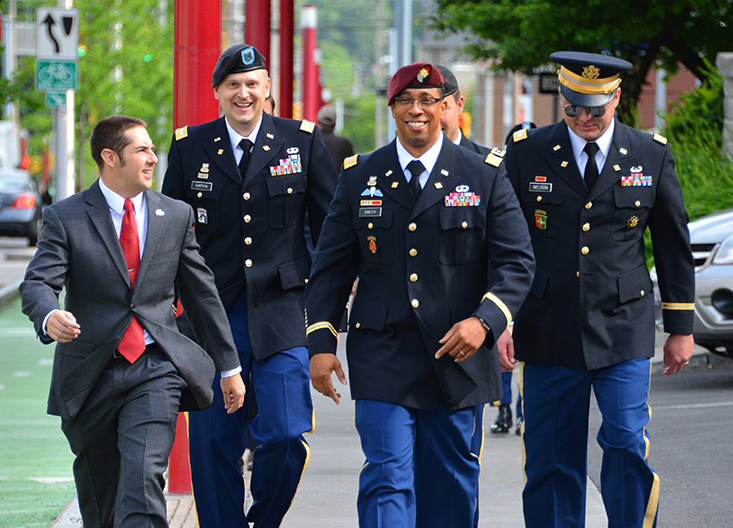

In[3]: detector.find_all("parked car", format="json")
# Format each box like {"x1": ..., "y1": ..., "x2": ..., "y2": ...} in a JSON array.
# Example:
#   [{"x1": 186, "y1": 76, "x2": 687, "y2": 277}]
[
  {"x1": 0, "y1": 169, "x2": 42, "y2": 245},
  {"x1": 652, "y1": 208, "x2": 733, "y2": 359}
]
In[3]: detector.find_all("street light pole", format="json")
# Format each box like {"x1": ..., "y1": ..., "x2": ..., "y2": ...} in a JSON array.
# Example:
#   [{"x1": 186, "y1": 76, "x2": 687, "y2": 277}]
[{"x1": 54, "y1": 0, "x2": 74, "y2": 201}]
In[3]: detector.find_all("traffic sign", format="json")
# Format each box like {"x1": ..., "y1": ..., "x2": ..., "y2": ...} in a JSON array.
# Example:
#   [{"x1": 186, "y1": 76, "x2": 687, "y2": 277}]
[
  {"x1": 45, "y1": 92, "x2": 66, "y2": 108},
  {"x1": 35, "y1": 60, "x2": 78, "y2": 92},
  {"x1": 539, "y1": 72, "x2": 560, "y2": 94},
  {"x1": 36, "y1": 7, "x2": 79, "y2": 60}
]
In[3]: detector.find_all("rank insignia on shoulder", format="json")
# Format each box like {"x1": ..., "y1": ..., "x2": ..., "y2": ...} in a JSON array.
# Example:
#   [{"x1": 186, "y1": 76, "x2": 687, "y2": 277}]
[
  {"x1": 513, "y1": 128, "x2": 528, "y2": 142},
  {"x1": 485, "y1": 153, "x2": 503, "y2": 167},
  {"x1": 653, "y1": 133, "x2": 668, "y2": 145},
  {"x1": 344, "y1": 155, "x2": 359, "y2": 169},
  {"x1": 490, "y1": 147, "x2": 506, "y2": 158},
  {"x1": 175, "y1": 126, "x2": 188, "y2": 140},
  {"x1": 300, "y1": 119, "x2": 315, "y2": 133}
]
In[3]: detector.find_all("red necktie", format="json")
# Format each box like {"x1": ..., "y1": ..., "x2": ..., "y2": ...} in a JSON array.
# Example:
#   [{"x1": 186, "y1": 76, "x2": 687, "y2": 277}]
[{"x1": 117, "y1": 199, "x2": 145, "y2": 363}]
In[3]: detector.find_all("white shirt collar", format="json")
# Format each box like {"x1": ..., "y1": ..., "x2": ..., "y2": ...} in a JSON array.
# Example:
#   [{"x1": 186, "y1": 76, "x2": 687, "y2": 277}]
[
  {"x1": 395, "y1": 133, "x2": 444, "y2": 178},
  {"x1": 225, "y1": 115, "x2": 262, "y2": 154},
  {"x1": 567, "y1": 118, "x2": 615, "y2": 164},
  {"x1": 450, "y1": 130, "x2": 463, "y2": 146},
  {"x1": 98, "y1": 177, "x2": 145, "y2": 216}
]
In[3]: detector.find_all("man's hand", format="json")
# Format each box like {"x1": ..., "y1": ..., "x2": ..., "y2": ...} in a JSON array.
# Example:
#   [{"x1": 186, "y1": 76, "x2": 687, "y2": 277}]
[
  {"x1": 663, "y1": 333, "x2": 694, "y2": 375},
  {"x1": 435, "y1": 316, "x2": 488, "y2": 363},
  {"x1": 220, "y1": 373, "x2": 246, "y2": 414},
  {"x1": 497, "y1": 326, "x2": 515, "y2": 371},
  {"x1": 310, "y1": 353, "x2": 347, "y2": 404},
  {"x1": 47, "y1": 310, "x2": 81, "y2": 343}
]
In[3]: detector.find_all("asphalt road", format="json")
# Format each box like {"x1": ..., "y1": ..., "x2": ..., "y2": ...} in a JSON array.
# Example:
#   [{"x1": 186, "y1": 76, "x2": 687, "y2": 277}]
[{"x1": 587, "y1": 362, "x2": 733, "y2": 527}]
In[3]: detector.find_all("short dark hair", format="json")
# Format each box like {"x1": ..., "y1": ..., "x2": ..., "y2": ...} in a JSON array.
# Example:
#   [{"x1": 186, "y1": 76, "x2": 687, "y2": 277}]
[{"x1": 90, "y1": 115, "x2": 147, "y2": 171}]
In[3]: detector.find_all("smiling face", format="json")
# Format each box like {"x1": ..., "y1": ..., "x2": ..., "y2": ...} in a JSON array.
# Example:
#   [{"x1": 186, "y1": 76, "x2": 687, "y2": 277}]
[
  {"x1": 215, "y1": 69, "x2": 271, "y2": 137},
  {"x1": 101, "y1": 126, "x2": 157, "y2": 198},
  {"x1": 391, "y1": 87, "x2": 447, "y2": 157},
  {"x1": 561, "y1": 87, "x2": 620, "y2": 142}
]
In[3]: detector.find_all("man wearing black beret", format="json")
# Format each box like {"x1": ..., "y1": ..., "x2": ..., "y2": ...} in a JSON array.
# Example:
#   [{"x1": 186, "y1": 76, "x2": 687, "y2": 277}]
[
  {"x1": 162, "y1": 43, "x2": 337, "y2": 528},
  {"x1": 305, "y1": 62, "x2": 535, "y2": 527},
  {"x1": 500, "y1": 50, "x2": 694, "y2": 527}
]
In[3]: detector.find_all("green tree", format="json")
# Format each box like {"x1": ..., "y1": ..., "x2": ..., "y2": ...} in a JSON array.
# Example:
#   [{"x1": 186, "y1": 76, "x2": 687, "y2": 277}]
[{"x1": 431, "y1": 0, "x2": 733, "y2": 125}]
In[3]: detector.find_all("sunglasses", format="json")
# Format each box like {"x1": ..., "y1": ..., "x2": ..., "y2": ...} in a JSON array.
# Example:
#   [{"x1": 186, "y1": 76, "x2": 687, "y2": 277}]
[{"x1": 562, "y1": 103, "x2": 610, "y2": 118}]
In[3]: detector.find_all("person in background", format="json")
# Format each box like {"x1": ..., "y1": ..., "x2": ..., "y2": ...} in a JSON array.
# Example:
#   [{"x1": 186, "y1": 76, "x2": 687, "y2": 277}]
[
  {"x1": 316, "y1": 104, "x2": 355, "y2": 171},
  {"x1": 20, "y1": 115, "x2": 245, "y2": 527},
  {"x1": 162, "y1": 44, "x2": 337, "y2": 528},
  {"x1": 501, "y1": 51, "x2": 694, "y2": 527}
]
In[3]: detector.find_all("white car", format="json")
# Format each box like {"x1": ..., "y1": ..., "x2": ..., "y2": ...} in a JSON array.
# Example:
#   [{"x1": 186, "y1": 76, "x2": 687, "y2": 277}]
[{"x1": 652, "y1": 208, "x2": 733, "y2": 358}]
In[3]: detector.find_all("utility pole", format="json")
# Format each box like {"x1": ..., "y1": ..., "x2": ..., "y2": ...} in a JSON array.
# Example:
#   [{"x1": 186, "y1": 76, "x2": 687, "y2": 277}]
[{"x1": 54, "y1": 0, "x2": 75, "y2": 201}]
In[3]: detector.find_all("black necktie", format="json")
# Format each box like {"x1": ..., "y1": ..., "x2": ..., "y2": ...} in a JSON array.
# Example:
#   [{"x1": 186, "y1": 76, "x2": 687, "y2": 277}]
[
  {"x1": 406, "y1": 160, "x2": 425, "y2": 198},
  {"x1": 583, "y1": 142, "x2": 599, "y2": 191},
  {"x1": 238, "y1": 139, "x2": 252, "y2": 179}
]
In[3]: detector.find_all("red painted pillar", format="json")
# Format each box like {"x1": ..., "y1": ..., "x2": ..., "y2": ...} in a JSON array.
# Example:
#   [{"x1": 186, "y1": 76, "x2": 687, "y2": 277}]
[
  {"x1": 169, "y1": 0, "x2": 222, "y2": 495},
  {"x1": 279, "y1": 0, "x2": 294, "y2": 118},
  {"x1": 244, "y1": 0, "x2": 271, "y2": 63},
  {"x1": 301, "y1": 4, "x2": 318, "y2": 122}
]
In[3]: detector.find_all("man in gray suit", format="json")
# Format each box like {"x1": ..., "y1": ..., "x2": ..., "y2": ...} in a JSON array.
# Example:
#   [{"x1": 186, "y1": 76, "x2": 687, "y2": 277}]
[{"x1": 20, "y1": 115, "x2": 246, "y2": 527}]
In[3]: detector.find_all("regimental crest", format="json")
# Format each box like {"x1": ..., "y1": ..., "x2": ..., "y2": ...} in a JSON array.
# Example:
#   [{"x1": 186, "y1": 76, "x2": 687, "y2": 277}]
[
  {"x1": 417, "y1": 66, "x2": 431, "y2": 84},
  {"x1": 535, "y1": 209, "x2": 547, "y2": 230},
  {"x1": 582, "y1": 65, "x2": 601, "y2": 80},
  {"x1": 241, "y1": 46, "x2": 255, "y2": 66}
]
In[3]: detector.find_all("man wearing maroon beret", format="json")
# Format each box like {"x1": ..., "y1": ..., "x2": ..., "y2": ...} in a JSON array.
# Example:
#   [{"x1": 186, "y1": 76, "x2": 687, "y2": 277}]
[{"x1": 304, "y1": 62, "x2": 535, "y2": 527}]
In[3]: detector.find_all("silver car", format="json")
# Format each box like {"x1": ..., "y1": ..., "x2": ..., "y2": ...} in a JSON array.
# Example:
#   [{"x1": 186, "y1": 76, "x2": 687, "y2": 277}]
[
  {"x1": 0, "y1": 169, "x2": 42, "y2": 245},
  {"x1": 653, "y1": 208, "x2": 733, "y2": 358}
]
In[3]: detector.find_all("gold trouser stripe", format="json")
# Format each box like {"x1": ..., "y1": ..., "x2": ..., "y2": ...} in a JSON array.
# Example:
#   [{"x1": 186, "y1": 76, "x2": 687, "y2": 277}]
[
  {"x1": 482, "y1": 292, "x2": 513, "y2": 328},
  {"x1": 306, "y1": 321, "x2": 338, "y2": 338},
  {"x1": 643, "y1": 472, "x2": 660, "y2": 528},
  {"x1": 661, "y1": 302, "x2": 695, "y2": 310},
  {"x1": 519, "y1": 362, "x2": 527, "y2": 484},
  {"x1": 287, "y1": 438, "x2": 312, "y2": 512}
]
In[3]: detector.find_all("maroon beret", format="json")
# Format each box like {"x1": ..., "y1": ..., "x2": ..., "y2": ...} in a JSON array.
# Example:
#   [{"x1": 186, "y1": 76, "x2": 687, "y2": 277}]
[{"x1": 387, "y1": 63, "x2": 445, "y2": 105}]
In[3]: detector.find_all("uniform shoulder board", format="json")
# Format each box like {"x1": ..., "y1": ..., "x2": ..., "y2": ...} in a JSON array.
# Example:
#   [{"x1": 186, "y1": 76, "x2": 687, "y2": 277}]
[
  {"x1": 484, "y1": 152, "x2": 503, "y2": 167},
  {"x1": 343, "y1": 155, "x2": 359, "y2": 169},
  {"x1": 653, "y1": 133, "x2": 668, "y2": 145},
  {"x1": 174, "y1": 126, "x2": 189, "y2": 141},
  {"x1": 300, "y1": 119, "x2": 316, "y2": 133},
  {"x1": 490, "y1": 147, "x2": 506, "y2": 158},
  {"x1": 513, "y1": 128, "x2": 528, "y2": 142}
]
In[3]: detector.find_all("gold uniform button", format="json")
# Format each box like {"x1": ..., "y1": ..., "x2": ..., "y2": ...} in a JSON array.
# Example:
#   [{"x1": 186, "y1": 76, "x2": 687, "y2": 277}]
[
  {"x1": 409, "y1": 248, "x2": 418, "y2": 257},
  {"x1": 304, "y1": 278, "x2": 309, "y2": 284},
  {"x1": 243, "y1": 215, "x2": 252, "y2": 223},
  {"x1": 197, "y1": 192, "x2": 203, "y2": 198},
  {"x1": 355, "y1": 322, "x2": 361, "y2": 328},
  {"x1": 582, "y1": 223, "x2": 590, "y2": 232},
  {"x1": 368, "y1": 222, "x2": 374, "y2": 229},
  {"x1": 244, "y1": 237, "x2": 253, "y2": 245},
  {"x1": 409, "y1": 223, "x2": 417, "y2": 232},
  {"x1": 411, "y1": 299, "x2": 420, "y2": 308},
  {"x1": 536, "y1": 196, "x2": 542, "y2": 202},
  {"x1": 243, "y1": 192, "x2": 251, "y2": 200},
  {"x1": 410, "y1": 273, "x2": 418, "y2": 282},
  {"x1": 576, "y1": 271, "x2": 580, "y2": 277},
  {"x1": 245, "y1": 259, "x2": 253, "y2": 267},
  {"x1": 640, "y1": 290, "x2": 645, "y2": 296},
  {"x1": 585, "y1": 202, "x2": 593, "y2": 209},
  {"x1": 581, "y1": 246, "x2": 589, "y2": 255},
  {"x1": 635, "y1": 200, "x2": 641, "y2": 207},
  {"x1": 461, "y1": 221, "x2": 468, "y2": 229},
  {"x1": 287, "y1": 187, "x2": 293, "y2": 194}
]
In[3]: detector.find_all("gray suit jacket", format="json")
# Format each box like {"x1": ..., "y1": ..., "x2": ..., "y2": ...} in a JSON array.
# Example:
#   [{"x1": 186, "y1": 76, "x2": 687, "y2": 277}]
[{"x1": 20, "y1": 180, "x2": 240, "y2": 421}]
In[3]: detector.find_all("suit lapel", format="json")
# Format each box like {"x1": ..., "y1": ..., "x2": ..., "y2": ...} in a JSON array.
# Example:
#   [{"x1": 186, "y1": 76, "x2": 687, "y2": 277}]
[
  {"x1": 589, "y1": 121, "x2": 632, "y2": 200},
  {"x1": 541, "y1": 123, "x2": 588, "y2": 197},
  {"x1": 203, "y1": 117, "x2": 240, "y2": 185},
  {"x1": 375, "y1": 142, "x2": 414, "y2": 211},
  {"x1": 411, "y1": 140, "x2": 459, "y2": 219},
  {"x1": 85, "y1": 180, "x2": 131, "y2": 288},
  {"x1": 244, "y1": 113, "x2": 285, "y2": 186},
  {"x1": 135, "y1": 190, "x2": 163, "y2": 286}
]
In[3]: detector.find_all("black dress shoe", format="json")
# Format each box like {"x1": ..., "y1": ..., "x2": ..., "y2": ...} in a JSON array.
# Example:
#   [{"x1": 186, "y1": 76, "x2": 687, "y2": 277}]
[
  {"x1": 515, "y1": 416, "x2": 523, "y2": 436},
  {"x1": 490, "y1": 403, "x2": 513, "y2": 434}
]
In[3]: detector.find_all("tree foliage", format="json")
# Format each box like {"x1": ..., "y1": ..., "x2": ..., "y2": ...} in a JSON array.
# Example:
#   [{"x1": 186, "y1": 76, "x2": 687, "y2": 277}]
[{"x1": 431, "y1": 0, "x2": 733, "y2": 124}]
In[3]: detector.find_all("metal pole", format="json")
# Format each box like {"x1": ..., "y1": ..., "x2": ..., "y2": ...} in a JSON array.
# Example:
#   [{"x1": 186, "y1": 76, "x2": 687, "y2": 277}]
[
  {"x1": 54, "y1": 0, "x2": 74, "y2": 201},
  {"x1": 279, "y1": 0, "x2": 294, "y2": 118},
  {"x1": 301, "y1": 4, "x2": 318, "y2": 122}
]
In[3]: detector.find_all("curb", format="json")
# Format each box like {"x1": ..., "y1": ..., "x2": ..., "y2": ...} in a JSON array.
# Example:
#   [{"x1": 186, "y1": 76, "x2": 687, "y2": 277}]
[{"x1": 0, "y1": 280, "x2": 20, "y2": 308}]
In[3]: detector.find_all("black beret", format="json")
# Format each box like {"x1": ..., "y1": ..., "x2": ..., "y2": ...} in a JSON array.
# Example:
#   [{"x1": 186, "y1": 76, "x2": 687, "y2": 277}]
[
  {"x1": 435, "y1": 65, "x2": 458, "y2": 97},
  {"x1": 211, "y1": 44, "x2": 267, "y2": 88},
  {"x1": 550, "y1": 51, "x2": 632, "y2": 107},
  {"x1": 387, "y1": 63, "x2": 444, "y2": 105}
]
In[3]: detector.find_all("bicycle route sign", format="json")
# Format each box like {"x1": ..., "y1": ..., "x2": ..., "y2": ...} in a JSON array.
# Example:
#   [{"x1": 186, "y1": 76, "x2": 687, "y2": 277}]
[{"x1": 35, "y1": 60, "x2": 79, "y2": 92}]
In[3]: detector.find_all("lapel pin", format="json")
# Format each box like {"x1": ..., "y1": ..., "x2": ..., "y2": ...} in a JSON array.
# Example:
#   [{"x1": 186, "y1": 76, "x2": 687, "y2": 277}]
[
  {"x1": 217, "y1": 149, "x2": 224, "y2": 155},
  {"x1": 553, "y1": 145, "x2": 561, "y2": 151},
  {"x1": 385, "y1": 170, "x2": 393, "y2": 177},
  {"x1": 619, "y1": 148, "x2": 628, "y2": 155},
  {"x1": 267, "y1": 133, "x2": 274, "y2": 139},
  {"x1": 435, "y1": 182, "x2": 443, "y2": 189},
  {"x1": 155, "y1": 209, "x2": 165, "y2": 216},
  {"x1": 263, "y1": 145, "x2": 271, "y2": 151},
  {"x1": 214, "y1": 137, "x2": 221, "y2": 142},
  {"x1": 391, "y1": 182, "x2": 399, "y2": 188},
  {"x1": 440, "y1": 169, "x2": 449, "y2": 176},
  {"x1": 561, "y1": 161, "x2": 569, "y2": 167},
  {"x1": 613, "y1": 164, "x2": 621, "y2": 171}
]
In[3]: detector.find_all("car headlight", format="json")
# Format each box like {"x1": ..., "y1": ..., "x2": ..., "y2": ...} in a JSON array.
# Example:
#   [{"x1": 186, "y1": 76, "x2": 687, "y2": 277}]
[{"x1": 712, "y1": 234, "x2": 733, "y2": 265}]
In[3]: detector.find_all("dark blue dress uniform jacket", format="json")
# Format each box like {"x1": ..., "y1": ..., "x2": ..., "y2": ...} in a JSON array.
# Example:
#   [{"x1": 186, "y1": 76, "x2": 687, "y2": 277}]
[
  {"x1": 162, "y1": 114, "x2": 337, "y2": 360},
  {"x1": 501, "y1": 120, "x2": 695, "y2": 370},
  {"x1": 305, "y1": 139, "x2": 535, "y2": 410}
]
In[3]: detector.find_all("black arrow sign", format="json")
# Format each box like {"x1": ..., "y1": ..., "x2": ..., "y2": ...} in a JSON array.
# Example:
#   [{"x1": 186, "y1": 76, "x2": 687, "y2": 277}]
[{"x1": 42, "y1": 13, "x2": 60, "y2": 54}]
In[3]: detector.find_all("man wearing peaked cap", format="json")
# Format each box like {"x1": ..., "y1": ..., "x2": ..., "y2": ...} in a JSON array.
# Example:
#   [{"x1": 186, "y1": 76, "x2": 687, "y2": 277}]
[
  {"x1": 436, "y1": 64, "x2": 491, "y2": 156},
  {"x1": 499, "y1": 50, "x2": 694, "y2": 527},
  {"x1": 162, "y1": 43, "x2": 337, "y2": 528},
  {"x1": 305, "y1": 62, "x2": 534, "y2": 527}
]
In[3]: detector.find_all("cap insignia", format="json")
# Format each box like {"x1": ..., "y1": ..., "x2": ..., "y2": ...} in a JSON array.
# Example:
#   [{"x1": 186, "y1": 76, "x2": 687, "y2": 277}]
[
  {"x1": 582, "y1": 65, "x2": 601, "y2": 80},
  {"x1": 241, "y1": 46, "x2": 256, "y2": 66},
  {"x1": 417, "y1": 67, "x2": 430, "y2": 84}
]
